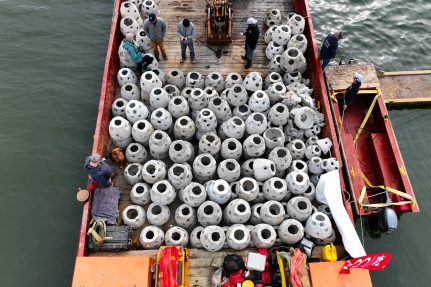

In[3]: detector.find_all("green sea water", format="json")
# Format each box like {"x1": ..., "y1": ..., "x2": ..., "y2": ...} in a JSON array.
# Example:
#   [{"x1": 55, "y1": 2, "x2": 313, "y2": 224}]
[{"x1": 0, "y1": 0, "x2": 429, "y2": 285}]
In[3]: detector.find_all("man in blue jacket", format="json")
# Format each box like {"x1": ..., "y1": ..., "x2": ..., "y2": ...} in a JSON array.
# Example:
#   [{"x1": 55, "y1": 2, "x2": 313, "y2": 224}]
[
  {"x1": 177, "y1": 18, "x2": 196, "y2": 64},
  {"x1": 320, "y1": 31, "x2": 343, "y2": 70},
  {"x1": 85, "y1": 153, "x2": 112, "y2": 188}
]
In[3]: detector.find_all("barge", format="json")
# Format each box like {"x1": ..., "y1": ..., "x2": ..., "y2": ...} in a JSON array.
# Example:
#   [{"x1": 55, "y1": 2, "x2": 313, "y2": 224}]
[{"x1": 69, "y1": 0, "x2": 416, "y2": 286}]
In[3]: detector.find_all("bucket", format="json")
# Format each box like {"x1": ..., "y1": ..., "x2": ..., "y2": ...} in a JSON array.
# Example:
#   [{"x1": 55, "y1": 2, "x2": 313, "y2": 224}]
[{"x1": 76, "y1": 188, "x2": 89, "y2": 203}]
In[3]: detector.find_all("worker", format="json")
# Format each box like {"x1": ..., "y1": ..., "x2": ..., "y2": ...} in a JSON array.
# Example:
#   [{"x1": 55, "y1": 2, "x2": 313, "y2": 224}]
[
  {"x1": 339, "y1": 72, "x2": 363, "y2": 115},
  {"x1": 84, "y1": 153, "x2": 113, "y2": 188},
  {"x1": 144, "y1": 13, "x2": 167, "y2": 61},
  {"x1": 320, "y1": 31, "x2": 343, "y2": 70},
  {"x1": 177, "y1": 18, "x2": 196, "y2": 64},
  {"x1": 122, "y1": 33, "x2": 155, "y2": 75},
  {"x1": 85, "y1": 153, "x2": 121, "y2": 225},
  {"x1": 241, "y1": 17, "x2": 260, "y2": 69}
]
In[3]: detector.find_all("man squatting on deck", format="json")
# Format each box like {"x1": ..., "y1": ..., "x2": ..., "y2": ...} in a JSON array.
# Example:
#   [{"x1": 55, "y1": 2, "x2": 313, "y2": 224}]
[
  {"x1": 85, "y1": 153, "x2": 121, "y2": 225},
  {"x1": 241, "y1": 17, "x2": 260, "y2": 69},
  {"x1": 123, "y1": 33, "x2": 154, "y2": 76},
  {"x1": 178, "y1": 18, "x2": 196, "y2": 64},
  {"x1": 338, "y1": 72, "x2": 363, "y2": 116},
  {"x1": 144, "y1": 13, "x2": 167, "y2": 61},
  {"x1": 320, "y1": 31, "x2": 343, "y2": 70}
]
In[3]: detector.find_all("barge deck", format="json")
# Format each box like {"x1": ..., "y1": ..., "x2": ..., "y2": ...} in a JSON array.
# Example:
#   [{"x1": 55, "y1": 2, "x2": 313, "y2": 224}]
[
  {"x1": 157, "y1": 0, "x2": 292, "y2": 75},
  {"x1": 72, "y1": 0, "x2": 371, "y2": 285}
]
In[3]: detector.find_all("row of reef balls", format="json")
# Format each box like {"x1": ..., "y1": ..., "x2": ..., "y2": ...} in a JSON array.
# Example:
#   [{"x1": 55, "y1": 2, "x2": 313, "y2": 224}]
[
  {"x1": 118, "y1": 0, "x2": 161, "y2": 68},
  {"x1": 110, "y1": 64, "x2": 340, "y2": 251},
  {"x1": 264, "y1": 11, "x2": 308, "y2": 76}
]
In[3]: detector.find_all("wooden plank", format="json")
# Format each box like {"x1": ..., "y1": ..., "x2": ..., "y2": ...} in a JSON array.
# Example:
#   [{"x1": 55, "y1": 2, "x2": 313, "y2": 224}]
[
  {"x1": 325, "y1": 64, "x2": 380, "y2": 91},
  {"x1": 189, "y1": 276, "x2": 211, "y2": 287},
  {"x1": 378, "y1": 72, "x2": 431, "y2": 105},
  {"x1": 385, "y1": 97, "x2": 431, "y2": 107},
  {"x1": 188, "y1": 257, "x2": 224, "y2": 268},
  {"x1": 380, "y1": 69, "x2": 431, "y2": 76},
  {"x1": 189, "y1": 267, "x2": 212, "y2": 277}
]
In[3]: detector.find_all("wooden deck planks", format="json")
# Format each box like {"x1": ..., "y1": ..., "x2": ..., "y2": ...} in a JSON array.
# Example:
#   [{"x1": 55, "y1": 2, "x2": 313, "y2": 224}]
[
  {"x1": 155, "y1": 0, "x2": 293, "y2": 76},
  {"x1": 325, "y1": 64, "x2": 380, "y2": 91},
  {"x1": 378, "y1": 70, "x2": 431, "y2": 106}
]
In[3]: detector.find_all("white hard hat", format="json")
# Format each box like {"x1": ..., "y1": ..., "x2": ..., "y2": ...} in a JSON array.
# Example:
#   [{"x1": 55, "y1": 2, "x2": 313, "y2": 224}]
[
  {"x1": 354, "y1": 72, "x2": 363, "y2": 83},
  {"x1": 247, "y1": 17, "x2": 257, "y2": 25}
]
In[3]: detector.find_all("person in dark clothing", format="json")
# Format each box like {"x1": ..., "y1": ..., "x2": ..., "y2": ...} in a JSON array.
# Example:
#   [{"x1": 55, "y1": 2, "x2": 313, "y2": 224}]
[
  {"x1": 320, "y1": 31, "x2": 343, "y2": 70},
  {"x1": 85, "y1": 153, "x2": 121, "y2": 225},
  {"x1": 84, "y1": 153, "x2": 112, "y2": 188},
  {"x1": 241, "y1": 17, "x2": 260, "y2": 69},
  {"x1": 338, "y1": 72, "x2": 363, "y2": 116}
]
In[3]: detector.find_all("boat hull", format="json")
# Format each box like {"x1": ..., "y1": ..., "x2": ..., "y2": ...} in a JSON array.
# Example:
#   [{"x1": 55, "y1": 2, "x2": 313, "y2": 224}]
[{"x1": 325, "y1": 65, "x2": 419, "y2": 216}]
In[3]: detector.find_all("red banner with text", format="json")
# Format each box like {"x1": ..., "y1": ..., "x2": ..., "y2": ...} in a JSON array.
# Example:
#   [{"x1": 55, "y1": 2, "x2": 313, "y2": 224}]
[{"x1": 339, "y1": 252, "x2": 392, "y2": 274}]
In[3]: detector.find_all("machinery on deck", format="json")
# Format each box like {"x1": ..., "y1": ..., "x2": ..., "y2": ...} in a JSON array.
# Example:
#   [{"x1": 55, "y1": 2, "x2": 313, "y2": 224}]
[{"x1": 206, "y1": 0, "x2": 233, "y2": 44}]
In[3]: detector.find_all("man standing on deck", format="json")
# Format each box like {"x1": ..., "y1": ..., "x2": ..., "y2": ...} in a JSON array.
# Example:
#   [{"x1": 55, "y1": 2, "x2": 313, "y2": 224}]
[
  {"x1": 241, "y1": 17, "x2": 260, "y2": 69},
  {"x1": 84, "y1": 153, "x2": 113, "y2": 187},
  {"x1": 144, "y1": 13, "x2": 167, "y2": 62},
  {"x1": 338, "y1": 72, "x2": 363, "y2": 116},
  {"x1": 177, "y1": 18, "x2": 196, "y2": 64},
  {"x1": 320, "y1": 31, "x2": 343, "y2": 70},
  {"x1": 123, "y1": 33, "x2": 155, "y2": 75}
]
